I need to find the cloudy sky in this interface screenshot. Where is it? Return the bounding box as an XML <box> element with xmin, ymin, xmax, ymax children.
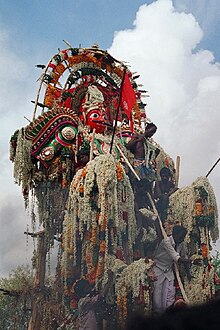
<box><xmin>0</xmin><ymin>0</ymin><xmax>219</xmax><ymax>277</ymax></box>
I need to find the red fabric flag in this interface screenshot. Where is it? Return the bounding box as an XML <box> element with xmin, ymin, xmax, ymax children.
<box><xmin>120</xmin><ymin>73</ymin><xmax>136</xmax><ymax>120</ymax></box>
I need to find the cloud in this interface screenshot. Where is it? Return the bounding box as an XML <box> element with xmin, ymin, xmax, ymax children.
<box><xmin>109</xmin><ymin>0</ymin><xmax>220</xmax><ymax>221</ymax></box>
<box><xmin>0</xmin><ymin>31</ymin><xmax>29</xmax><ymax>114</ymax></box>
<box><xmin>174</xmin><ymin>0</ymin><xmax>220</xmax><ymax>34</ymax></box>
<box><xmin>0</xmin><ymin>28</ymin><xmax>36</xmax><ymax>276</ymax></box>
<box><xmin>0</xmin><ymin>28</ymin><xmax>36</xmax><ymax>195</ymax></box>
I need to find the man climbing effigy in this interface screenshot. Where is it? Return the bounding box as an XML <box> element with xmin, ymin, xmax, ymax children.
<box><xmin>154</xmin><ymin>166</ymin><xmax>178</xmax><ymax>222</ymax></box>
<box><xmin>74</xmin><ymin>270</ymin><xmax>113</xmax><ymax>330</ymax></box>
<box><xmin>152</xmin><ymin>224</ymin><xmax>189</xmax><ymax>314</ymax></box>
<box><xmin>152</xmin><ymin>223</ymin><xmax>201</xmax><ymax>314</ymax></box>
<box><xmin>125</xmin><ymin>122</ymin><xmax>158</xmax><ymax>183</ymax></box>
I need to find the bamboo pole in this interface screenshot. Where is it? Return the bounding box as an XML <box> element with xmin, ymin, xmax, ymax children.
<box><xmin>28</xmin><ymin>232</ymin><xmax>47</xmax><ymax>330</ymax></box>
<box><xmin>89</xmin><ymin>129</ymin><xmax>96</xmax><ymax>162</ymax></box>
<box><xmin>175</xmin><ymin>155</ymin><xmax>180</xmax><ymax>187</ymax></box>
<box><xmin>109</xmin><ymin>67</ymin><xmax>126</xmax><ymax>154</ymax></box>
<box><xmin>33</xmin><ymin>55</ymin><xmax>54</xmax><ymax>120</ymax></box>
<box><xmin>116</xmin><ymin>144</ymin><xmax>140</xmax><ymax>181</ymax></box>
<box><xmin>206</xmin><ymin>157</ymin><xmax>220</xmax><ymax>177</ymax></box>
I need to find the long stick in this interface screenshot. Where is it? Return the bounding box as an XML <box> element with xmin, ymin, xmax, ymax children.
<box><xmin>147</xmin><ymin>192</ymin><xmax>167</xmax><ymax>237</ymax></box>
<box><xmin>174</xmin><ymin>263</ymin><xmax>189</xmax><ymax>303</ymax></box>
<box><xmin>116</xmin><ymin>144</ymin><xmax>140</xmax><ymax>181</ymax></box>
<box><xmin>109</xmin><ymin>67</ymin><xmax>126</xmax><ymax>154</ymax></box>
<box><xmin>206</xmin><ymin>157</ymin><xmax>220</xmax><ymax>177</ymax></box>
<box><xmin>89</xmin><ymin>129</ymin><xmax>96</xmax><ymax>161</ymax></box>
<box><xmin>28</xmin><ymin>232</ymin><xmax>46</xmax><ymax>330</ymax></box>
<box><xmin>147</xmin><ymin>192</ymin><xmax>189</xmax><ymax>303</ymax></box>
<box><xmin>175</xmin><ymin>156</ymin><xmax>180</xmax><ymax>188</ymax></box>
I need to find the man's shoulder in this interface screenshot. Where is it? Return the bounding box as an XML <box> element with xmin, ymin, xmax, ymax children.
<box><xmin>169</xmin><ymin>235</ymin><xmax>175</xmax><ymax>245</ymax></box>
<box><xmin>160</xmin><ymin>236</ymin><xmax>174</xmax><ymax>246</ymax></box>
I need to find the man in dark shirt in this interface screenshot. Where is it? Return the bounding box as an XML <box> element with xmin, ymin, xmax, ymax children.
<box><xmin>154</xmin><ymin>167</ymin><xmax>178</xmax><ymax>222</ymax></box>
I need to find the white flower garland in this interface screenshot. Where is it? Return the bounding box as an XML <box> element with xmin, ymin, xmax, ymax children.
<box><xmin>13</xmin><ymin>128</ymin><xmax>33</xmax><ymax>206</ymax></box>
<box><xmin>184</xmin><ymin>263</ymin><xmax>214</xmax><ymax>304</ymax></box>
<box><xmin>102</xmin><ymin>256</ymin><xmax>154</xmax><ymax>316</ymax></box>
<box><xmin>153</xmin><ymin>141</ymin><xmax>175</xmax><ymax>178</ymax></box>
<box><xmin>166</xmin><ymin>176</ymin><xmax>218</xmax><ymax>305</ymax></box>
<box><xmin>62</xmin><ymin>154</ymin><xmax>137</xmax><ymax>281</ymax></box>
<box><xmin>167</xmin><ymin>185</ymin><xmax>195</xmax><ymax>242</ymax></box>
<box><xmin>115</xmin><ymin>258</ymin><xmax>154</xmax><ymax>298</ymax></box>
<box><xmin>193</xmin><ymin>177</ymin><xmax>219</xmax><ymax>242</ymax></box>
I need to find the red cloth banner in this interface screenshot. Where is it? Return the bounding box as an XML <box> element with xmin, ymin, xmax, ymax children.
<box><xmin>120</xmin><ymin>73</ymin><xmax>136</xmax><ymax>120</ymax></box>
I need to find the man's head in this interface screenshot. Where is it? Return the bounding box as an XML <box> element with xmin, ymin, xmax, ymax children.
<box><xmin>160</xmin><ymin>167</ymin><xmax>172</xmax><ymax>182</ymax></box>
<box><xmin>172</xmin><ymin>225</ymin><xmax>187</xmax><ymax>244</ymax></box>
<box><xmin>74</xmin><ymin>278</ymin><xmax>91</xmax><ymax>300</ymax></box>
<box><xmin>144</xmin><ymin>122</ymin><xmax>157</xmax><ymax>138</ymax></box>
<box><xmin>77</xmin><ymin>149</ymin><xmax>90</xmax><ymax>165</ymax></box>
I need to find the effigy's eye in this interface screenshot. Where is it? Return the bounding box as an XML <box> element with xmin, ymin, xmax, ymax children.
<box><xmin>90</xmin><ymin>113</ymin><xmax>99</xmax><ymax>118</ymax></box>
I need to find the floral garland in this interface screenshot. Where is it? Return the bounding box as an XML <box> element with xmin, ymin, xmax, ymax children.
<box><xmin>166</xmin><ymin>177</ymin><xmax>218</xmax><ymax>242</ymax></box>
<box><xmin>166</xmin><ymin>185</ymin><xmax>195</xmax><ymax>241</ymax></box>
<box><xmin>166</xmin><ymin>176</ymin><xmax>218</xmax><ymax>305</ymax></box>
<box><xmin>140</xmin><ymin>227</ymin><xmax>157</xmax><ymax>244</ymax></box>
<box><xmin>101</xmin><ymin>256</ymin><xmax>154</xmax><ymax>325</ymax></box>
<box><xmin>184</xmin><ymin>261</ymin><xmax>214</xmax><ymax>304</ymax></box>
<box><xmin>115</xmin><ymin>257</ymin><xmax>154</xmax><ymax>297</ymax></box>
<box><xmin>116</xmin><ymin>164</ymin><xmax>137</xmax><ymax>257</ymax></box>
<box><xmin>13</xmin><ymin>128</ymin><xmax>33</xmax><ymax>206</ymax></box>
<box><xmin>61</xmin><ymin>154</ymin><xmax>137</xmax><ymax>286</ymax></box>
<box><xmin>114</xmin><ymin>257</ymin><xmax>154</xmax><ymax>324</ymax></box>
<box><xmin>193</xmin><ymin>177</ymin><xmax>219</xmax><ymax>242</ymax></box>
<box><xmin>153</xmin><ymin>142</ymin><xmax>175</xmax><ymax>179</ymax></box>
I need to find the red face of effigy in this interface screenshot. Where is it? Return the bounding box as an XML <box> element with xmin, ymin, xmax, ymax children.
<box><xmin>81</xmin><ymin>85</ymin><xmax>109</xmax><ymax>133</ymax></box>
<box><xmin>86</xmin><ymin>109</ymin><xmax>106</xmax><ymax>133</ymax></box>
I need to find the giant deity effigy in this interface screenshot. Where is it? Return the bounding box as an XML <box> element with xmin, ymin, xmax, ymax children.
<box><xmin>10</xmin><ymin>44</ymin><xmax>219</xmax><ymax>329</ymax></box>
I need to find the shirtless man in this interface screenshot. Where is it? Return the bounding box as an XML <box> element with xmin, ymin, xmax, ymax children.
<box><xmin>125</xmin><ymin>122</ymin><xmax>158</xmax><ymax>183</ymax></box>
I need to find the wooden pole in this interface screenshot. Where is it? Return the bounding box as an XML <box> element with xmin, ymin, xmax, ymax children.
<box><xmin>174</xmin><ymin>263</ymin><xmax>189</xmax><ymax>303</ymax></box>
<box><xmin>206</xmin><ymin>157</ymin><xmax>220</xmax><ymax>177</ymax></box>
<box><xmin>109</xmin><ymin>67</ymin><xmax>126</xmax><ymax>154</ymax></box>
<box><xmin>175</xmin><ymin>156</ymin><xmax>180</xmax><ymax>187</ymax></box>
<box><xmin>147</xmin><ymin>192</ymin><xmax>167</xmax><ymax>237</ymax></box>
<box><xmin>89</xmin><ymin>129</ymin><xmax>96</xmax><ymax>162</ymax></box>
<box><xmin>116</xmin><ymin>144</ymin><xmax>141</xmax><ymax>181</ymax></box>
<box><xmin>28</xmin><ymin>232</ymin><xmax>47</xmax><ymax>330</ymax></box>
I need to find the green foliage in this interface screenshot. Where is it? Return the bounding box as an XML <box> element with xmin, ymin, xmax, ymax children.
<box><xmin>0</xmin><ymin>266</ymin><xmax>34</xmax><ymax>329</ymax></box>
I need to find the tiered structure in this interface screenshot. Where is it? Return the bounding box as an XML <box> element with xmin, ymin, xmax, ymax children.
<box><xmin>10</xmin><ymin>45</ymin><xmax>219</xmax><ymax>329</ymax></box>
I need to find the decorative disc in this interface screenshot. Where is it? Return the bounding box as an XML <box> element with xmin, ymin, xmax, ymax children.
<box><xmin>40</xmin><ymin>146</ymin><xmax>54</xmax><ymax>161</ymax></box>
